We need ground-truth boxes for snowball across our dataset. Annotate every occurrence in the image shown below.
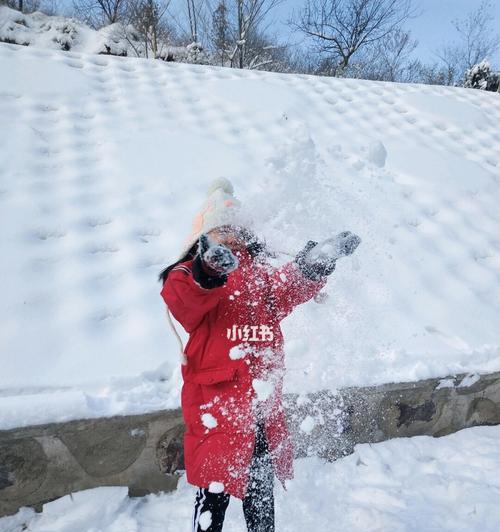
[279,272,287,282]
[199,510,212,530]
[300,415,316,434]
[252,379,274,402]
[201,413,218,429]
[208,481,224,493]
[229,345,246,360]
[367,141,387,167]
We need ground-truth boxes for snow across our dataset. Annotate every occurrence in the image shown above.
[0,364,182,429]
[201,413,218,429]
[458,373,481,388]
[0,41,499,428]
[199,510,212,530]
[3,425,500,531]
[208,481,225,493]
[0,6,129,56]
[229,345,247,360]
[366,140,387,168]
[436,378,455,389]
[252,379,274,402]
[0,6,197,61]
[299,415,316,434]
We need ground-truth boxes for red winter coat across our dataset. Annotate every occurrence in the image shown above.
[161,248,326,499]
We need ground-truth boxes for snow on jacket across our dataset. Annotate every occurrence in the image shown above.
[161,247,327,499]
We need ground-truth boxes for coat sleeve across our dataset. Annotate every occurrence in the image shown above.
[160,261,225,333]
[267,261,328,320]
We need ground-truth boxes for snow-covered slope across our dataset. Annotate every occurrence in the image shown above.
[1,42,499,428]
[0,6,129,55]
[0,6,200,61]
[3,425,500,531]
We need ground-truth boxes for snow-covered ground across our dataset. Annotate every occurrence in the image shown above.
[0,41,499,429]
[2,425,500,531]
[0,6,198,60]
[0,6,130,56]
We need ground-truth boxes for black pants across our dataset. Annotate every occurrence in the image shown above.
[192,423,275,532]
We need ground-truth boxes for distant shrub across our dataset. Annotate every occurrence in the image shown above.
[464,60,500,92]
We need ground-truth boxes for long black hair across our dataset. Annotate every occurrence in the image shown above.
[157,226,271,284]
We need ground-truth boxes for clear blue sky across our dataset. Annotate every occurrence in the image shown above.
[405,0,500,64]
[272,0,500,65]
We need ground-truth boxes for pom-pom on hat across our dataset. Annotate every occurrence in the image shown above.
[178,177,242,259]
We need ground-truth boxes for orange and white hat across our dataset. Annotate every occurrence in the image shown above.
[178,178,243,259]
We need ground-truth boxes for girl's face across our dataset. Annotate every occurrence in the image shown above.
[207,226,249,252]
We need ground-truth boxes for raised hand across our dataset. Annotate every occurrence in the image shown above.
[295,231,361,281]
[199,234,239,275]
[307,231,361,263]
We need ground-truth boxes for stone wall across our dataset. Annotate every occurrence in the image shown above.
[0,410,184,517]
[1,370,500,517]
[287,370,500,461]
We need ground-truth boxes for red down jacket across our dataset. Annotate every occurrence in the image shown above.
[161,247,326,499]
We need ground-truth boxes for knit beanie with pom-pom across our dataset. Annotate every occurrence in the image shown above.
[178,178,245,260]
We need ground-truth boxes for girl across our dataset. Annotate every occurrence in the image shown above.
[159,181,360,532]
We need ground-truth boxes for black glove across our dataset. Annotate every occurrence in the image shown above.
[295,240,334,281]
[295,232,361,281]
[192,234,239,289]
[199,234,239,274]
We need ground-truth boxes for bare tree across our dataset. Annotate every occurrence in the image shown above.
[371,28,418,81]
[172,0,211,46]
[292,0,415,75]
[40,0,62,15]
[126,0,172,57]
[228,0,284,68]
[185,0,198,41]
[436,0,500,85]
[405,61,454,86]
[211,0,231,65]
[206,0,285,69]
[1,0,40,13]
[72,0,127,28]
[243,29,290,70]
[343,28,418,81]
[285,45,320,74]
